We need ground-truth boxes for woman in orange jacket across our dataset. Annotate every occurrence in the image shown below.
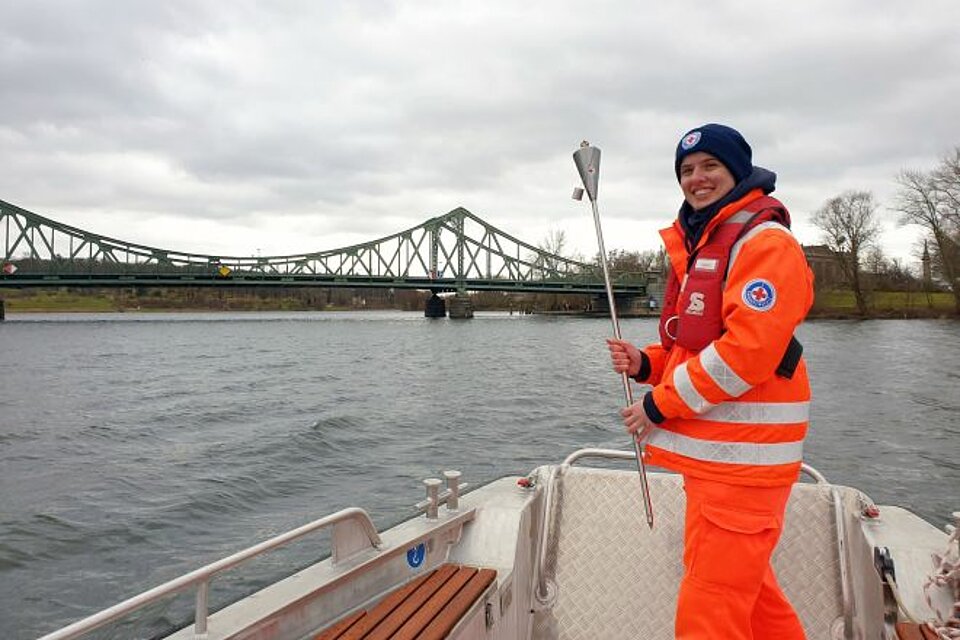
[608,123,814,640]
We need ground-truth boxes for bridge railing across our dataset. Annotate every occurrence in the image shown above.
[1,257,644,285]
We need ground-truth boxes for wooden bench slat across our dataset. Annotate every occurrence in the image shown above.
[920,625,940,640]
[336,569,438,640]
[390,566,478,640]
[894,622,940,640]
[312,563,497,640]
[363,564,460,640]
[313,609,366,640]
[417,568,497,640]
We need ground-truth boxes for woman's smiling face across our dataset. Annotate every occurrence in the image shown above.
[678,152,736,209]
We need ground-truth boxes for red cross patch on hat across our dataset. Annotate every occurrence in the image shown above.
[681,131,701,150]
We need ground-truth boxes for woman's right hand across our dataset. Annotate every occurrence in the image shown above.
[606,338,641,378]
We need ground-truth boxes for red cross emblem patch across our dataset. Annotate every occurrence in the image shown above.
[741,279,776,311]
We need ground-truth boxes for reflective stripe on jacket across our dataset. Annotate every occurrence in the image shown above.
[641,189,815,486]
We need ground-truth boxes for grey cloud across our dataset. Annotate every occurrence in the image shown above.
[2,1,958,260]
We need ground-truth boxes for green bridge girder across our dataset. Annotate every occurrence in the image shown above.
[0,199,645,297]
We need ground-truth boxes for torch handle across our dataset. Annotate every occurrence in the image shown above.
[589,198,655,529]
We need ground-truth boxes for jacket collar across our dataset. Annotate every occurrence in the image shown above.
[659,188,766,274]
[690,188,766,253]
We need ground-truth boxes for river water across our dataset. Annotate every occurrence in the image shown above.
[1,311,958,639]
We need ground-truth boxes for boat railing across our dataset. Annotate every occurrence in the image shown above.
[533,448,648,606]
[532,447,853,638]
[37,507,383,640]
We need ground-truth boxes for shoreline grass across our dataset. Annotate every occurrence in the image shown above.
[2,287,957,318]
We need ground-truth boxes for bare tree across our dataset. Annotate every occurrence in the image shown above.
[604,248,661,278]
[893,151,960,314]
[532,228,582,311]
[532,228,568,278]
[812,190,882,315]
[864,245,887,274]
[932,148,960,229]
[862,245,888,296]
[933,149,960,296]
[539,228,567,256]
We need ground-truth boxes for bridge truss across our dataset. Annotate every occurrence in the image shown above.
[0,199,644,296]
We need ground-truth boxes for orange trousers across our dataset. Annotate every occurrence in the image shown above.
[675,476,806,640]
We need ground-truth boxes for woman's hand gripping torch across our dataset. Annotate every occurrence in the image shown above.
[572,141,655,529]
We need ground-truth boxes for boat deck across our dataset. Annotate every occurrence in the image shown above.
[532,466,852,639]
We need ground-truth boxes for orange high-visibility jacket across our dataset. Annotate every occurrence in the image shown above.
[640,189,815,487]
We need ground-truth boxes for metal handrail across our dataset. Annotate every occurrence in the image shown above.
[563,447,830,484]
[536,448,636,603]
[38,507,382,640]
[562,447,635,468]
[533,464,559,605]
[830,486,854,639]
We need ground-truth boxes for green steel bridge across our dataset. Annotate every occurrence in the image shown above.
[0,198,645,300]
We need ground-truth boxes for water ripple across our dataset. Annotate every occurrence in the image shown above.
[1,312,957,639]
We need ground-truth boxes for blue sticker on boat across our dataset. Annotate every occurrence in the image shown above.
[742,279,776,311]
[406,542,426,568]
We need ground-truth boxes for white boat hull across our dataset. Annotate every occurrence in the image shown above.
[39,449,956,640]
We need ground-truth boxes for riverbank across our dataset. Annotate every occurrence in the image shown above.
[1,287,956,318]
[0,287,423,314]
[809,289,958,319]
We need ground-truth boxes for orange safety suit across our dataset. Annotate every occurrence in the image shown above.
[635,187,814,639]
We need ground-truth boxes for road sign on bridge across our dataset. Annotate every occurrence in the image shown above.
[0,199,645,298]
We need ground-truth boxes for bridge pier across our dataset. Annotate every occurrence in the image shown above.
[591,294,644,315]
[424,293,446,318]
[448,293,474,319]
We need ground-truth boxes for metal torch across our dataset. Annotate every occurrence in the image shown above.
[573,140,655,529]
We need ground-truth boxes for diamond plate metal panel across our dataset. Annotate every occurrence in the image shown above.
[776,482,846,635]
[532,468,850,639]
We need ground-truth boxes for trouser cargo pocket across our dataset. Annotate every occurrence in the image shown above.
[688,502,782,590]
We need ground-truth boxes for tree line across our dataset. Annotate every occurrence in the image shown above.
[812,146,960,315]
[540,145,960,317]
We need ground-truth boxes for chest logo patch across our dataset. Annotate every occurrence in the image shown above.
[693,257,718,272]
[742,279,776,311]
[685,291,706,315]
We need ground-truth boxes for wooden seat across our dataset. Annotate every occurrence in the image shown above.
[894,622,939,640]
[314,563,497,640]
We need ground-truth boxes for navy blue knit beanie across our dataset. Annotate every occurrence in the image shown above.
[674,123,753,184]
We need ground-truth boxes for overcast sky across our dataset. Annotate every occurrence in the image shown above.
[3,1,959,266]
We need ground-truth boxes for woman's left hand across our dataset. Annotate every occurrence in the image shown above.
[621,401,657,443]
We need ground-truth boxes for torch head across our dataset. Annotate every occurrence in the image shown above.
[572,141,601,202]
